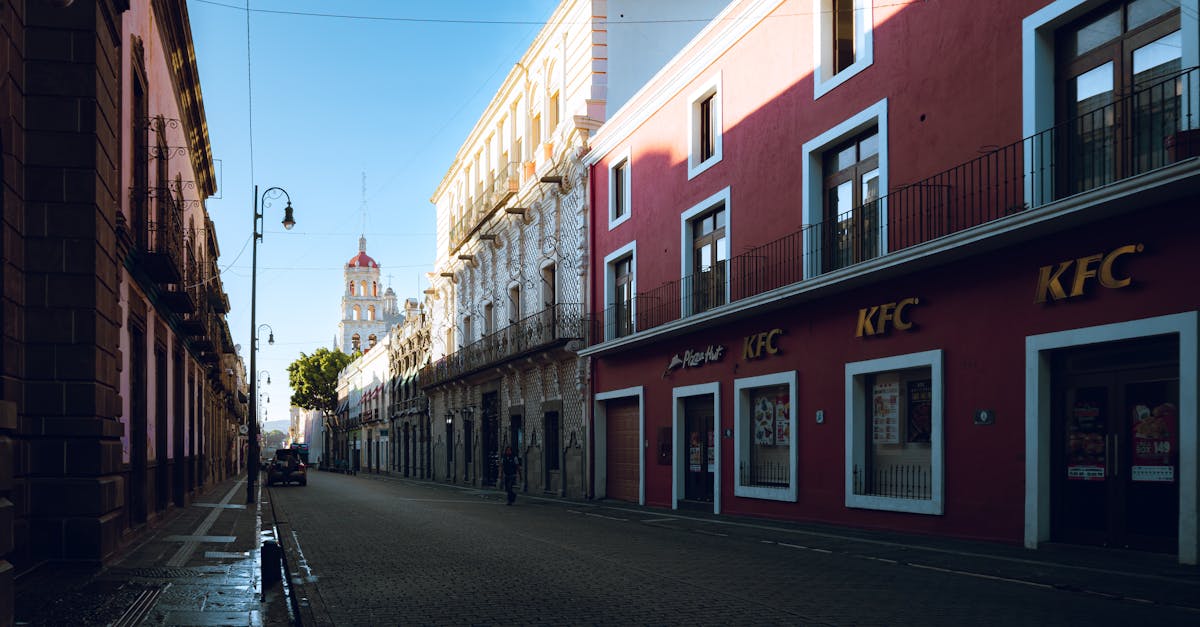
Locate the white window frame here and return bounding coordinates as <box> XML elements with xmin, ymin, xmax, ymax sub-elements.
<box><xmin>673</xmin><ymin>382</ymin><xmax>722</xmax><ymax>513</ymax></box>
<box><xmin>680</xmin><ymin>187</ymin><xmax>731</xmax><ymax>318</ymax></box>
<box><xmin>1025</xmin><ymin>311</ymin><xmax>1198</xmax><ymax>564</ymax></box>
<box><xmin>603</xmin><ymin>241</ymin><xmax>637</xmax><ymax>341</ymax></box>
<box><xmin>593</xmin><ymin>386</ymin><xmax>645</xmax><ymax>505</ymax></box>
<box><xmin>687</xmin><ymin>73</ymin><xmax>723</xmax><ymax>180</ymax></box>
<box><xmin>845</xmin><ymin>349</ymin><xmax>944</xmax><ymax>515</ymax></box>
<box><xmin>801</xmin><ymin>98</ymin><xmax>889</xmax><ymax>278</ymax></box>
<box><xmin>608</xmin><ymin>148</ymin><xmax>632</xmax><ymax>230</ymax></box>
<box><xmin>813</xmin><ymin>0</ymin><xmax>874</xmax><ymax>99</ymax></box>
<box><xmin>1021</xmin><ymin>0</ymin><xmax>1200</xmax><ymax>206</ymax></box>
<box><xmin>733</xmin><ymin>371</ymin><xmax>798</xmax><ymax>502</ymax></box>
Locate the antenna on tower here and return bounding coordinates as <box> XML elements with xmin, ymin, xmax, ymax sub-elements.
<box><xmin>360</xmin><ymin>171</ymin><xmax>369</xmax><ymax>235</ymax></box>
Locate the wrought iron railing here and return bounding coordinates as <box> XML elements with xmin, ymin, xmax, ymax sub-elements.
<box><xmin>739</xmin><ymin>459</ymin><xmax>789</xmax><ymax>488</ymax></box>
<box><xmin>588</xmin><ymin>67</ymin><xmax>1198</xmax><ymax>346</ymax></box>
<box><xmin>419</xmin><ymin>303</ymin><xmax>583</xmax><ymax>388</ymax></box>
<box><xmin>852</xmin><ymin>463</ymin><xmax>931</xmax><ymax>500</ymax></box>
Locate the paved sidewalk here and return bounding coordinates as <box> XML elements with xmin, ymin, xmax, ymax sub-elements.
<box><xmin>14</xmin><ymin>473</ymin><xmax>292</xmax><ymax>626</ymax></box>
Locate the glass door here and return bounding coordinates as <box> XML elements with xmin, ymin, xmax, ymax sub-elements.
<box><xmin>1053</xmin><ymin>339</ymin><xmax>1179</xmax><ymax>553</ymax></box>
<box><xmin>683</xmin><ymin>396</ymin><xmax>715</xmax><ymax>502</ymax></box>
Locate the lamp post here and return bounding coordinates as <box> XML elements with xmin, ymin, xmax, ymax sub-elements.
<box><xmin>248</xmin><ymin>186</ymin><xmax>295</xmax><ymax>504</ymax></box>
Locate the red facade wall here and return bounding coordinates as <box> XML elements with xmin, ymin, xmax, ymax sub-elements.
<box><xmin>592</xmin><ymin>200</ymin><xmax>1198</xmax><ymax>543</ymax></box>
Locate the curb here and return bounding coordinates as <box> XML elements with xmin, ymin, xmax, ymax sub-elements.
<box><xmin>268</xmin><ymin>486</ymin><xmax>333</xmax><ymax>626</ymax></box>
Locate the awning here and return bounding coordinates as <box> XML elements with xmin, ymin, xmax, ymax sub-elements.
<box><xmin>335</xmin><ymin>398</ymin><xmax>349</xmax><ymax>414</ymax></box>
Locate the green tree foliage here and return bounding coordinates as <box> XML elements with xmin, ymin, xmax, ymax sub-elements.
<box><xmin>287</xmin><ymin>347</ymin><xmax>355</xmax><ymax>416</ymax></box>
<box><xmin>264</xmin><ymin>429</ymin><xmax>287</xmax><ymax>450</ymax></box>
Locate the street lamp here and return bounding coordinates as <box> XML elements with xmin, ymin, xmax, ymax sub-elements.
<box><xmin>258</xmin><ymin>369</ymin><xmax>271</xmax><ymax>386</ymax></box>
<box><xmin>248</xmin><ymin>186</ymin><xmax>295</xmax><ymax>504</ymax></box>
<box><xmin>256</xmin><ymin>324</ymin><xmax>275</xmax><ymax>350</ymax></box>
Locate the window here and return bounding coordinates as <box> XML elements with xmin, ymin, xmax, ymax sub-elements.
<box><xmin>845</xmin><ymin>349</ymin><xmax>943</xmax><ymax>515</ymax></box>
<box><xmin>351</xmin><ymin>333</ymin><xmax>361</xmax><ymax>351</ymax></box>
<box><xmin>734</xmin><ymin>371</ymin><xmax>797</xmax><ymax>501</ymax></box>
<box><xmin>822</xmin><ymin>129</ymin><xmax>880</xmax><ymax>272</ymax></box>
<box><xmin>688</xmin><ymin>75</ymin><xmax>723</xmax><ymax>179</ymax></box>
<box><xmin>368</xmin><ymin>305</ymin><xmax>376</xmax><ymax>321</ymax></box>
<box><xmin>531</xmin><ymin>113</ymin><xmax>542</xmax><ymax>151</ymax></box>
<box><xmin>353</xmin><ymin>305</ymin><xmax>361</xmax><ymax>321</ymax></box>
<box><xmin>483</xmin><ymin>303</ymin><xmax>494</xmax><ymax>335</ymax></box>
<box><xmin>369</xmin><ymin>334</ymin><xmax>378</xmax><ymax>348</ymax></box>
<box><xmin>681</xmin><ymin>188</ymin><xmax>730</xmax><ymax>317</ymax></box>
<box><xmin>813</xmin><ymin>0</ymin><xmax>874</xmax><ymax>98</ymax></box>
<box><xmin>801</xmin><ymin>99</ymin><xmax>888</xmax><ymax>278</ymax></box>
<box><xmin>608</xmin><ymin>150</ymin><xmax>631</xmax><ymax>229</ymax></box>
<box><xmin>548</xmin><ymin>91</ymin><xmax>560</xmax><ymax>132</ymax></box>
<box><xmin>508</xmin><ymin>285</ymin><xmax>521</xmax><ymax>324</ymax></box>
<box><xmin>1058</xmin><ymin>1</ymin><xmax>1182</xmax><ymax>194</ymax></box>
<box><xmin>541</xmin><ymin>264</ymin><xmax>556</xmax><ymax>310</ymax></box>
<box><xmin>603</xmin><ymin>241</ymin><xmax>637</xmax><ymax>340</ymax></box>
<box><xmin>349</xmin><ymin>281</ymin><xmax>355</xmax><ymax>296</ymax></box>
<box><xmin>1023</xmin><ymin>0</ymin><xmax>1197</xmax><ymax>207</ymax></box>
<box><xmin>372</xmin><ymin>281</ymin><xmax>378</xmax><ymax>297</ymax></box>
<box><xmin>462</xmin><ymin>315</ymin><xmax>472</xmax><ymax>344</ymax></box>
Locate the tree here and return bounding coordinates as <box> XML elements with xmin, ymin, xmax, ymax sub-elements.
<box><xmin>287</xmin><ymin>347</ymin><xmax>355</xmax><ymax>417</ymax></box>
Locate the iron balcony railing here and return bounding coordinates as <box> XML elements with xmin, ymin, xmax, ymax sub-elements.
<box><xmin>449</xmin><ymin>162</ymin><xmax>522</xmax><ymax>253</ymax></box>
<box><xmin>589</xmin><ymin>66</ymin><xmax>1198</xmax><ymax>346</ymax></box>
<box><xmin>852</xmin><ymin>463</ymin><xmax>931</xmax><ymax>501</ymax></box>
<box><xmin>419</xmin><ymin>302</ymin><xmax>583</xmax><ymax>388</ymax></box>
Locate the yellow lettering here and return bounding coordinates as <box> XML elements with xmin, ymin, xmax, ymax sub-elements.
<box><xmin>742</xmin><ymin>334</ymin><xmax>757</xmax><ymax>360</ymax></box>
<box><xmin>878</xmin><ymin>302</ymin><xmax>897</xmax><ymax>333</ymax></box>
<box><xmin>856</xmin><ymin>306</ymin><xmax>878</xmax><ymax>337</ymax></box>
<box><xmin>1098</xmin><ymin>244</ymin><xmax>1141</xmax><ymax>289</ymax></box>
<box><xmin>765</xmin><ymin>329</ymin><xmax>782</xmax><ymax>354</ymax></box>
<box><xmin>1069</xmin><ymin>254</ymin><xmax>1102</xmax><ymax>297</ymax></box>
<box><xmin>1035</xmin><ymin>261</ymin><xmax>1072</xmax><ymax>303</ymax></box>
<box><xmin>894</xmin><ymin>297</ymin><xmax>919</xmax><ymax>330</ymax></box>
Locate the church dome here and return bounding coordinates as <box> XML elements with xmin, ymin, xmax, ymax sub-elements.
<box><xmin>347</xmin><ymin>235</ymin><xmax>378</xmax><ymax>268</ymax></box>
<box><xmin>348</xmin><ymin>251</ymin><xmax>378</xmax><ymax>268</ymax></box>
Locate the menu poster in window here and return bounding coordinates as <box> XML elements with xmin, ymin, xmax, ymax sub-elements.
<box><xmin>906</xmin><ymin>380</ymin><xmax>932</xmax><ymax>443</ymax></box>
<box><xmin>1131</xmin><ymin>402</ymin><xmax>1177</xmax><ymax>483</ymax></box>
<box><xmin>689</xmin><ymin>431</ymin><xmax>702</xmax><ymax>472</ymax></box>
<box><xmin>872</xmin><ymin>381</ymin><xmax>900</xmax><ymax>444</ymax></box>
<box><xmin>754</xmin><ymin>395</ymin><xmax>775</xmax><ymax>445</ymax></box>
<box><xmin>1067</xmin><ymin>390</ymin><xmax>1106</xmax><ymax>481</ymax></box>
<box><xmin>774</xmin><ymin>394</ymin><xmax>790</xmax><ymax>445</ymax></box>
<box><xmin>707</xmin><ymin>430</ymin><xmax>716</xmax><ymax>472</ymax></box>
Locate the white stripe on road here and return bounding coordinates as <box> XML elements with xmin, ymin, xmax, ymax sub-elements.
<box><xmin>908</xmin><ymin>563</ymin><xmax>1056</xmax><ymax>590</ymax></box>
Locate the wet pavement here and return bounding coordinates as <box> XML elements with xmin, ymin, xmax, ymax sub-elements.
<box><xmin>14</xmin><ymin>473</ymin><xmax>292</xmax><ymax>626</ymax></box>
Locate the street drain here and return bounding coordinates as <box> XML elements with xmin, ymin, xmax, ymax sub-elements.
<box><xmin>111</xmin><ymin>567</ymin><xmax>205</xmax><ymax>579</ymax></box>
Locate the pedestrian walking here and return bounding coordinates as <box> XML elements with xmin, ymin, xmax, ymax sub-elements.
<box><xmin>501</xmin><ymin>446</ymin><xmax>521</xmax><ymax>505</ymax></box>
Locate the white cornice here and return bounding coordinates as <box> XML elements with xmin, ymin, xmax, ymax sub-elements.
<box><xmin>585</xmin><ymin>0</ymin><xmax>787</xmax><ymax>167</ymax></box>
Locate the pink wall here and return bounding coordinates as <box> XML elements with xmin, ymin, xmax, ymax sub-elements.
<box><xmin>592</xmin><ymin>202</ymin><xmax>1198</xmax><ymax>543</ymax></box>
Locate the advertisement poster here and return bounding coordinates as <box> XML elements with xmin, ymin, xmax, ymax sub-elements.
<box><xmin>1067</xmin><ymin>393</ymin><xmax>1106</xmax><ymax>481</ymax></box>
<box><xmin>906</xmin><ymin>380</ymin><xmax>932</xmax><ymax>443</ymax></box>
<box><xmin>754</xmin><ymin>395</ymin><xmax>775</xmax><ymax>445</ymax></box>
<box><xmin>1131</xmin><ymin>402</ymin><xmax>1177</xmax><ymax>483</ymax></box>
<box><xmin>872</xmin><ymin>382</ymin><xmax>900</xmax><ymax>444</ymax></box>
<box><xmin>774</xmin><ymin>395</ymin><xmax>791</xmax><ymax>446</ymax></box>
<box><xmin>707</xmin><ymin>430</ymin><xmax>716</xmax><ymax>472</ymax></box>
<box><xmin>689</xmin><ymin>431</ymin><xmax>702</xmax><ymax>472</ymax></box>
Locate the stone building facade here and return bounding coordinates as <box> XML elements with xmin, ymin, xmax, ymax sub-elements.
<box><xmin>0</xmin><ymin>2</ymin><xmax>246</xmax><ymax>620</ymax></box>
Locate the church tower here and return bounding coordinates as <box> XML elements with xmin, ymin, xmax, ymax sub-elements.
<box><xmin>338</xmin><ymin>236</ymin><xmax>392</xmax><ymax>353</ymax></box>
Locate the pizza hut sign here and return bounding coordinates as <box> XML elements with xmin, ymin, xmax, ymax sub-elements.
<box><xmin>663</xmin><ymin>344</ymin><xmax>725</xmax><ymax>377</ymax></box>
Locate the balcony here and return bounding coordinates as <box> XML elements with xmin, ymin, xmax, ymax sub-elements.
<box><xmin>139</xmin><ymin>188</ymin><xmax>185</xmax><ymax>284</ymax></box>
<box><xmin>419</xmin><ymin>302</ymin><xmax>583</xmax><ymax>388</ymax></box>
<box><xmin>589</xmin><ymin>67</ymin><xmax>1199</xmax><ymax>346</ymax></box>
<box><xmin>449</xmin><ymin>162</ymin><xmax>522</xmax><ymax>254</ymax></box>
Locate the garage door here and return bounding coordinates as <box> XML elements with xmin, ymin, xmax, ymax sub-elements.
<box><xmin>605</xmin><ymin>397</ymin><xmax>640</xmax><ymax>503</ymax></box>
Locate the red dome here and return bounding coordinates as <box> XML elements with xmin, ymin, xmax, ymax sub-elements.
<box><xmin>348</xmin><ymin>251</ymin><xmax>378</xmax><ymax>268</ymax></box>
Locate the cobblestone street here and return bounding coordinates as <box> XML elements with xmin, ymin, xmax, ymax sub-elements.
<box><xmin>269</xmin><ymin>471</ymin><xmax>1200</xmax><ymax>626</ymax></box>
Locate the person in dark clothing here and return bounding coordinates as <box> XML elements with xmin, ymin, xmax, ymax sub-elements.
<box><xmin>500</xmin><ymin>446</ymin><xmax>521</xmax><ymax>505</ymax></box>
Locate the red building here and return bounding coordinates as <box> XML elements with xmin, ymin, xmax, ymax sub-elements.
<box><xmin>582</xmin><ymin>0</ymin><xmax>1199</xmax><ymax>564</ymax></box>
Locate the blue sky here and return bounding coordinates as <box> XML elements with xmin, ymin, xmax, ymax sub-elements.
<box><xmin>187</xmin><ymin>0</ymin><xmax>559</xmax><ymax>427</ymax></box>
